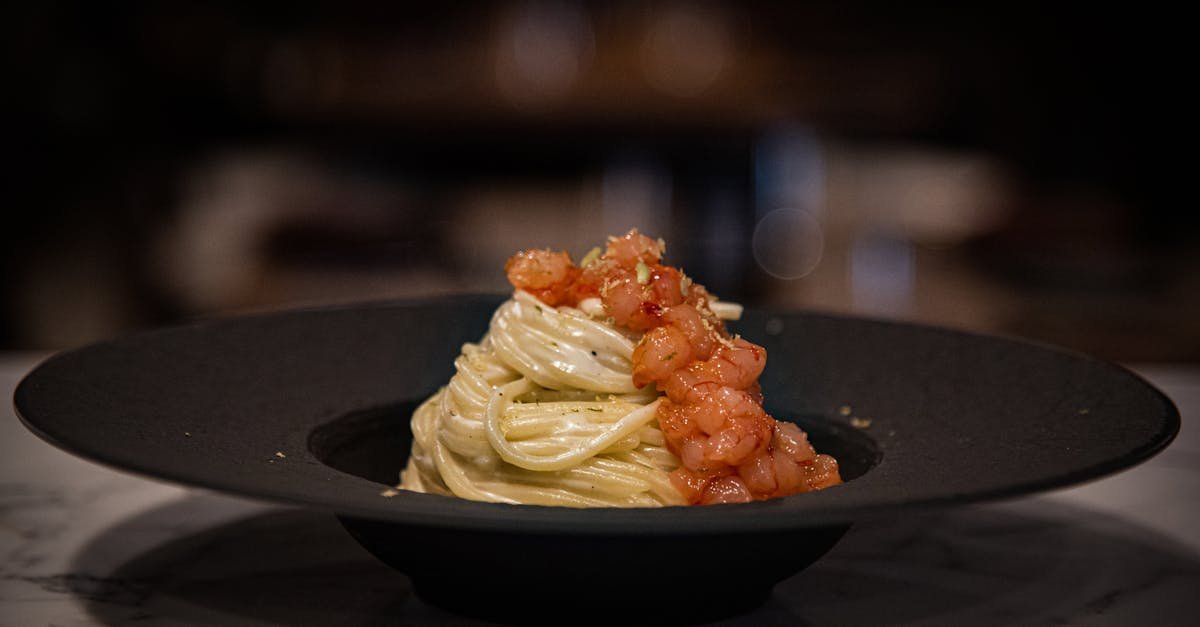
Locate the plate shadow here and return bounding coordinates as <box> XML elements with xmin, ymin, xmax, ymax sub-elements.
<box><xmin>67</xmin><ymin>496</ymin><xmax>1200</xmax><ymax>626</ymax></box>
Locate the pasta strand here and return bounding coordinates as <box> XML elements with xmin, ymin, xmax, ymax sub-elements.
<box><xmin>399</xmin><ymin>292</ymin><xmax>685</xmax><ymax>507</ymax></box>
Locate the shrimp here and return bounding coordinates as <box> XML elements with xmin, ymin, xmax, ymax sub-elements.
<box><xmin>701</xmin><ymin>475</ymin><xmax>754</xmax><ymax>505</ymax></box>
<box><xmin>599</xmin><ymin>265</ymin><xmax>685</xmax><ymax>332</ymax></box>
<box><xmin>604</xmin><ymin>229</ymin><xmax>664</xmax><ymax>268</ymax></box>
<box><xmin>771</xmin><ymin>420</ymin><xmax>816</xmax><ymax>463</ymax></box>
<box><xmin>665</xmin><ymin>386</ymin><xmax>766</xmax><ymax>438</ymax></box>
<box><xmin>624</xmin><ymin>272</ymin><xmax>798</xmax><ymax>504</ymax></box>
<box><xmin>600</xmin><ymin>272</ymin><xmax>654</xmax><ymax>330</ymax></box>
<box><xmin>502</xmin><ymin>229</ymin><xmax>843</xmax><ymax>505</ymax></box>
<box><xmin>660</xmin><ymin>338</ymin><xmax>766</xmax><ymax>404</ymax></box>
<box><xmin>657</xmin><ymin>384</ymin><xmax>768</xmax><ymax>468</ymax></box>
<box><xmin>629</xmin><ymin>304</ymin><xmax>725</xmax><ymax>389</ymax></box>
<box><xmin>645</xmin><ymin>265</ymin><xmax>685</xmax><ymax>308</ymax></box>
<box><xmin>737</xmin><ymin>450</ymin><xmax>778</xmax><ymax>495</ymax></box>
<box><xmin>648</xmin><ymin>326</ymin><xmax>837</xmax><ymax>504</ymax></box>
<box><xmin>662</xmin><ymin>305</ymin><xmax>717</xmax><ymax>362</ymax></box>
<box><xmin>661</xmin><ymin>389</ymin><xmax>839</xmax><ymax>502</ymax></box>
<box><xmin>756</xmin><ymin>423</ymin><xmax>842</xmax><ymax>497</ymax></box>
<box><xmin>805</xmin><ymin>455</ymin><xmax>842</xmax><ymax>490</ymax></box>
<box><xmin>668</xmin><ymin>464</ymin><xmax>727</xmax><ymax>503</ymax></box>
<box><xmin>706</xmin><ymin>410</ymin><xmax>771</xmax><ymax>465</ymax></box>
<box><xmin>632</xmin><ymin>325</ymin><xmax>693</xmax><ymax>388</ymax></box>
<box><xmin>504</xmin><ymin>249</ymin><xmax>579</xmax><ymax>307</ymax></box>
<box><xmin>682</xmin><ymin>282</ymin><xmax>727</xmax><ymax>335</ymax></box>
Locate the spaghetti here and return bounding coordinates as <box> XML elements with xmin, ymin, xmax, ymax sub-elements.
<box><xmin>400</xmin><ymin>290</ymin><xmax>684</xmax><ymax>506</ymax></box>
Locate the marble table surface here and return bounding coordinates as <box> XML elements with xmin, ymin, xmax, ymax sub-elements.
<box><xmin>2</xmin><ymin>351</ymin><xmax>1197</xmax><ymax>626</ymax></box>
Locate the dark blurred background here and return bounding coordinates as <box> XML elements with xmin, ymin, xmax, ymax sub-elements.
<box><xmin>4</xmin><ymin>1</ymin><xmax>1196</xmax><ymax>361</ymax></box>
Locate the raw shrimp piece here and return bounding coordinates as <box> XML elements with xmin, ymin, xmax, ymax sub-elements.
<box><xmin>701</xmin><ymin>475</ymin><xmax>753</xmax><ymax>504</ymax></box>
<box><xmin>668</xmin><ymin>467</ymin><xmax>709</xmax><ymax>503</ymax></box>
<box><xmin>632</xmin><ymin>325</ymin><xmax>693</xmax><ymax>388</ymax></box>
<box><xmin>737</xmin><ymin>450</ymin><xmax>778</xmax><ymax>495</ymax></box>
<box><xmin>604</xmin><ymin>229</ymin><xmax>664</xmax><ymax>268</ymax></box>
<box><xmin>706</xmin><ymin>428</ymin><xmax>762</xmax><ymax>467</ymax></box>
<box><xmin>660</xmin><ymin>340</ymin><xmax>766</xmax><ymax>404</ymax></box>
<box><xmin>660</xmin><ymin>368</ymin><xmax>711</xmax><ymax>405</ymax></box>
<box><xmin>656</xmin><ymin>386</ymin><xmax>723</xmax><ymax>445</ymax></box>
<box><xmin>656</xmin><ymin>399</ymin><xmax>700</xmax><ymax>442</ymax></box>
<box><xmin>679</xmin><ymin>438</ymin><xmax>708</xmax><ymax>471</ymax></box>
<box><xmin>703</xmin><ymin>338</ymin><xmax>767</xmax><ymax>391</ymax></box>
<box><xmin>504</xmin><ymin>249</ymin><xmax>579</xmax><ymax>306</ymax></box>
<box><xmin>602</xmin><ymin>274</ymin><xmax>640</xmax><ymax>324</ymax></box>
<box><xmin>771</xmin><ymin>449</ymin><xmax>806</xmax><ymax>495</ymax></box>
<box><xmin>662</xmin><ymin>305</ymin><xmax>717</xmax><ymax>362</ymax></box>
<box><xmin>659</xmin><ymin>386</ymin><xmax>771</xmax><ymax>489</ymax></box>
<box><xmin>806</xmin><ymin>454</ymin><xmax>842</xmax><ymax>490</ymax></box>
<box><xmin>692</xmin><ymin>386</ymin><xmax>763</xmax><ymax>436</ymax></box>
<box><xmin>598</xmin><ymin>265</ymin><xmax>684</xmax><ymax>333</ymax></box>
<box><xmin>772</xmin><ymin>420</ymin><xmax>817</xmax><ymax>464</ymax></box>
<box><xmin>683</xmin><ymin>283</ymin><xmax>726</xmax><ymax>334</ymax></box>
<box><xmin>645</xmin><ymin>265</ymin><xmax>686</xmax><ymax>309</ymax></box>
<box><xmin>745</xmin><ymin>382</ymin><xmax>764</xmax><ymax>405</ymax></box>
<box><xmin>601</xmin><ymin>274</ymin><xmax>665</xmax><ymax>332</ymax></box>
<box><xmin>568</xmin><ymin>255</ymin><xmax>609</xmax><ymax>302</ymax></box>
<box><xmin>706</xmin><ymin>413</ymin><xmax>772</xmax><ymax>465</ymax></box>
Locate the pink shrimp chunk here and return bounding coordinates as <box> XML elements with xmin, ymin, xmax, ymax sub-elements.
<box><xmin>604</xmin><ymin>230</ymin><xmax>663</xmax><ymax>268</ymax></box>
<box><xmin>660</xmin><ymin>339</ymin><xmax>766</xmax><ymax>405</ymax></box>
<box><xmin>632</xmin><ymin>325</ymin><xmax>693</xmax><ymax>389</ymax></box>
<box><xmin>701</xmin><ymin>475</ymin><xmax>753</xmax><ymax>504</ymax></box>
<box><xmin>505</xmin><ymin>249</ymin><xmax>579</xmax><ymax>306</ymax></box>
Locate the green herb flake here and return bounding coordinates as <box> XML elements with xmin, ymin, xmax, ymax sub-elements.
<box><xmin>661</xmin><ymin>351</ymin><xmax>677</xmax><ymax>361</ymax></box>
<box><xmin>580</xmin><ymin>246</ymin><xmax>602</xmax><ymax>267</ymax></box>
<box><xmin>636</xmin><ymin>260</ymin><xmax>651</xmax><ymax>284</ymax></box>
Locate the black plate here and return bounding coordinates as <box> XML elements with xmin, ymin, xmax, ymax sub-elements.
<box><xmin>13</xmin><ymin>295</ymin><xmax>1179</xmax><ymax>624</ymax></box>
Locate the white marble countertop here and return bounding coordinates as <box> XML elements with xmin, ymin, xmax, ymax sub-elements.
<box><xmin>2</xmin><ymin>351</ymin><xmax>1197</xmax><ymax>626</ymax></box>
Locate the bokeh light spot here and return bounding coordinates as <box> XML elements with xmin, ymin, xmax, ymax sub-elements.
<box><xmin>752</xmin><ymin>208</ymin><xmax>824</xmax><ymax>280</ymax></box>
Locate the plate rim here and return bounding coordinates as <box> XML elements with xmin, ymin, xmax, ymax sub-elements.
<box><xmin>13</xmin><ymin>296</ymin><xmax>1181</xmax><ymax>535</ymax></box>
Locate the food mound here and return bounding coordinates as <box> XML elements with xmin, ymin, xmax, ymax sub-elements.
<box><xmin>399</xmin><ymin>229</ymin><xmax>841</xmax><ymax>506</ymax></box>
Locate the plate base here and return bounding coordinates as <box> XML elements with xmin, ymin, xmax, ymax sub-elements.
<box><xmin>339</xmin><ymin>514</ymin><xmax>849</xmax><ymax>624</ymax></box>
<box><xmin>413</xmin><ymin>576</ymin><xmax>770</xmax><ymax>625</ymax></box>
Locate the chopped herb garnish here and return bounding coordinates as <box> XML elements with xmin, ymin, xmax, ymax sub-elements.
<box><xmin>586</xmin><ymin>407</ymin><xmax>603</xmax><ymax>412</ymax></box>
<box><xmin>580</xmin><ymin>246</ymin><xmax>601</xmax><ymax>267</ymax></box>
<box><xmin>636</xmin><ymin>260</ymin><xmax>651</xmax><ymax>284</ymax></box>
<box><xmin>661</xmin><ymin>351</ymin><xmax>677</xmax><ymax>361</ymax></box>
